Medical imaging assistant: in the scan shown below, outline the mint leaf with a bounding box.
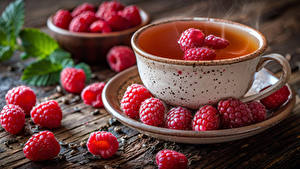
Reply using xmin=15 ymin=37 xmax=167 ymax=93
xmin=49 ymin=49 xmax=74 ymax=68
xmin=0 ymin=45 xmax=13 ymax=61
xmin=21 ymin=59 xmax=62 ymax=86
xmin=0 ymin=0 xmax=24 ymax=47
xmin=20 ymin=28 xmax=59 ymax=59
xmin=75 ymin=63 xmax=92 ymax=83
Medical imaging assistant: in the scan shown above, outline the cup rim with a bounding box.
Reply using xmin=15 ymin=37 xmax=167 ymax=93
xmin=131 ymin=17 xmax=267 ymax=66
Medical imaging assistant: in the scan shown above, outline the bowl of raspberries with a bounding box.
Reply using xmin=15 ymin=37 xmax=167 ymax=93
xmin=47 ymin=1 xmax=150 ymax=64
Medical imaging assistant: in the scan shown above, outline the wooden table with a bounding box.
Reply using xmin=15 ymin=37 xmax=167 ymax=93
xmin=1 ymin=0 xmax=300 ymax=168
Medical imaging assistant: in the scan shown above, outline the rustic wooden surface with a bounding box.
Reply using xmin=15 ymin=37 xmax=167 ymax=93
xmin=1 ymin=0 xmax=300 ymax=168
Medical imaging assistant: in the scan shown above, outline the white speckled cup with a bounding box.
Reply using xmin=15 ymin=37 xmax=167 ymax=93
xmin=131 ymin=18 xmax=291 ymax=109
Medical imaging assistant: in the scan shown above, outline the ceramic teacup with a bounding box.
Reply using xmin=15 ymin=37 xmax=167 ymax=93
xmin=131 ymin=18 xmax=291 ymax=109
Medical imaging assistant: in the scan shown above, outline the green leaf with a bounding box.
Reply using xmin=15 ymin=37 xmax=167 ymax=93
xmin=21 ymin=59 xmax=62 ymax=86
xmin=49 ymin=49 xmax=74 ymax=68
xmin=75 ymin=63 xmax=92 ymax=83
xmin=0 ymin=0 xmax=24 ymax=47
xmin=0 ymin=45 xmax=13 ymax=61
xmin=20 ymin=28 xmax=59 ymax=59
xmin=20 ymin=52 xmax=29 ymax=60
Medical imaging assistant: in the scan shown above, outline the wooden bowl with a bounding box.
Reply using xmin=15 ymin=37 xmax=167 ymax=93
xmin=102 ymin=66 xmax=295 ymax=144
xmin=47 ymin=8 xmax=150 ymax=64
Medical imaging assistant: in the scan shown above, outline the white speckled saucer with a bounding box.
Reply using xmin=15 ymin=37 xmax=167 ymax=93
xmin=102 ymin=66 xmax=295 ymax=144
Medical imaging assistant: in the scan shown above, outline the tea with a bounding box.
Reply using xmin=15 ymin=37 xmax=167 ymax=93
xmin=137 ymin=20 xmax=259 ymax=60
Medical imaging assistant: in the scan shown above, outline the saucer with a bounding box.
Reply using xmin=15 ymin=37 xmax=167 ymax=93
xmin=102 ymin=66 xmax=295 ymax=144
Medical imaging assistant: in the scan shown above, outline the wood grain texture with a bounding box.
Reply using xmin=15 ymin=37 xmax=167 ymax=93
xmin=0 ymin=0 xmax=300 ymax=168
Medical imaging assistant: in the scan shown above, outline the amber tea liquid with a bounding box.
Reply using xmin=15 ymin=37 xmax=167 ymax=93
xmin=137 ymin=20 xmax=259 ymax=60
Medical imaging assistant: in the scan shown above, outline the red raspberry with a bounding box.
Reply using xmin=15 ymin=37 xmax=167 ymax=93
xmin=5 ymin=85 xmax=36 ymax=115
xmin=60 ymin=67 xmax=86 ymax=93
xmin=165 ymin=107 xmax=192 ymax=130
xmin=81 ymin=82 xmax=106 ymax=108
xmin=139 ymin=98 xmax=165 ymax=127
xmin=156 ymin=149 xmax=188 ymax=169
xmin=121 ymin=84 xmax=152 ymax=119
xmin=30 ymin=100 xmax=62 ymax=129
xmin=178 ymin=28 xmax=205 ymax=51
xmin=118 ymin=5 xmax=141 ymax=27
xmin=218 ymin=98 xmax=253 ymax=128
xmin=53 ymin=10 xmax=72 ymax=29
xmin=260 ymin=85 xmax=290 ymax=110
xmin=107 ymin=46 xmax=136 ymax=72
xmin=184 ymin=47 xmax=216 ymax=61
xmin=247 ymin=101 xmax=266 ymax=123
xmin=204 ymin=35 xmax=230 ymax=49
xmin=105 ymin=12 xmax=131 ymax=31
xmin=23 ymin=131 xmax=60 ymax=161
xmin=193 ymin=105 xmax=220 ymax=131
xmin=71 ymin=3 xmax=95 ymax=17
xmin=96 ymin=1 xmax=124 ymax=19
xmin=89 ymin=20 xmax=112 ymax=33
xmin=0 ymin=105 xmax=25 ymax=134
xmin=69 ymin=11 xmax=97 ymax=32
xmin=87 ymin=131 xmax=119 ymax=159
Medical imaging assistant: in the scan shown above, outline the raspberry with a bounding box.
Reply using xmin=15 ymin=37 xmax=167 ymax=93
xmin=139 ymin=98 xmax=165 ymax=127
xmin=53 ymin=10 xmax=72 ymax=29
xmin=118 ymin=5 xmax=141 ymax=27
xmin=87 ymin=131 xmax=119 ymax=159
xmin=71 ymin=3 xmax=95 ymax=17
xmin=184 ymin=47 xmax=216 ymax=61
xmin=96 ymin=1 xmax=124 ymax=19
xmin=193 ymin=105 xmax=220 ymax=131
xmin=0 ymin=105 xmax=25 ymax=134
xmin=81 ymin=82 xmax=106 ymax=108
xmin=165 ymin=107 xmax=192 ymax=130
xmin=260 ymin=85 xmax=290 ymax=110
xmin=105 ymin=12 xmax=131 ymax=31
xmin=89 ymin=20 xmax=112 ymax=33
xmin=204 ymin=35 xmax=230 ymax=49
xmin=69 ymin=11 xmax=97 ymax=32
xmin=178 ymin=28 xmax=205 ymax=51
xmin=121 ymin=84 xmax=153 ymax=119
xmin=30 ymin=100 xmax=62 ymax=129
xmin=156 ymin=149 xmax=188 ymax=169
xmin=218 ymin=98 xmax=253 ymax=128
xmin=23 ymin=131 xmax=60 ymax=161
xmin=107 ymin=46 xmax=136 ymax=72
xmin=60 ymin=67 xmax=86 ymax=93
xmin=5 ymin=85 xmax=36 ymax=115
xmin=247 ymin=101 xmax=266 ymax=123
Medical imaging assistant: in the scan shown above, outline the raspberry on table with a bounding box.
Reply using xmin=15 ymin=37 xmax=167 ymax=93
xmin=139 ymin=97 xmax=165 ymax=127
xmin=86 ymin=131 xmax=119 ymax=159
xmin=106 ymin=46 xmax=136 ymax=72
xmin=30 ymin=100 xmax=62 ymax=129
xmin=23 ymin=131 xmax=60 ymax=161
xmin=71 ymin=3 xmax=95 ymax=17
xmin=121 ymin=84 xmax=153 ymax=119
xmin=156 ymin=149 xmax=188 ymax=169
xmin=218 ymin=98 xmax=253 ymax=128
xmin=96 ymin=1 xmax=124 ymax=19
xmin=81 ymin=82 xmax=106 ymax=108
xmin=193 ymin=105 xmax=220 ymax=131
xmin=60 ymin=67 xmax=86 ymax=93
xmin=165 ymin=107 xmax=192 ymax=130
xmin=204 ymin=34 xmax=230 ymax=49
xmin=184 ymin=47 xmax=216 ymax=61
xmin=247 ymin=101 xmax=266 ymax=123
xmin=178 ymin=28 xmax=205 ymax=51
xmin=53 ymin=10 xmax=72 ymax=29
xmin=69 ymin=11 xmax=97 ymax=32
xmin=5 ymin=85 xmax=36 ymax=115
xmin=89 ymin=20 xmax=112 ymax=33
xmin=0 ymin=105 xmax=25 ymax=135
xmin=260 ymin=85 xmax=290 ymax=110
xmin=118 ymin=5 xmax=141 ymax=27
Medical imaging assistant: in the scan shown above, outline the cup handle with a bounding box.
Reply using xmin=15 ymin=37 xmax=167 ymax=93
xmin=240 ymin=53 xmax=291 ymax=103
